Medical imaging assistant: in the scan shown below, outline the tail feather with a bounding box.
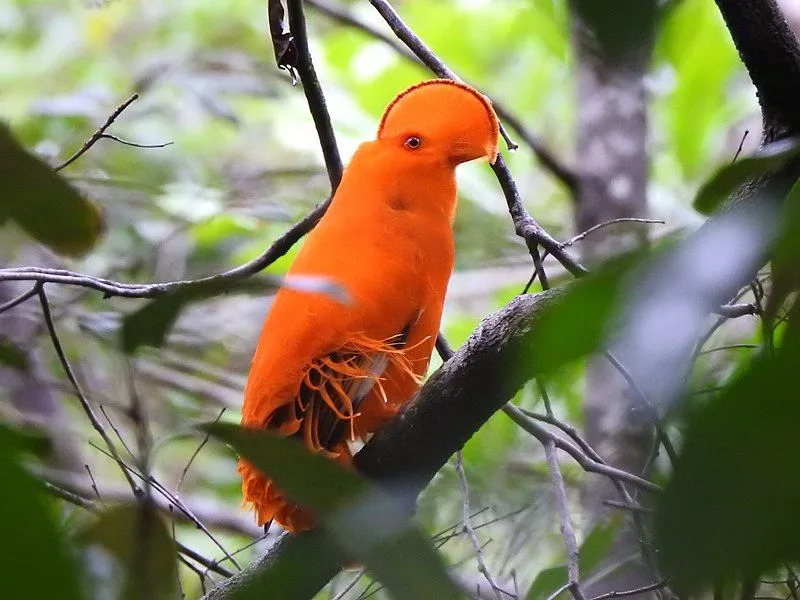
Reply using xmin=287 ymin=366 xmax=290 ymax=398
xmin=239 ymin=332 xmax=422 ymax=532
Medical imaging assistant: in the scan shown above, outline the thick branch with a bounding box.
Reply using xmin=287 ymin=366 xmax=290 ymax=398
xmin=715 ymin=0 xmax=800 ymax=140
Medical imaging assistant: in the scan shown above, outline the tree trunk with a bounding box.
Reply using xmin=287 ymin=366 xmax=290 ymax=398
xmin=569 ymin=1 xmax=657 ymax=595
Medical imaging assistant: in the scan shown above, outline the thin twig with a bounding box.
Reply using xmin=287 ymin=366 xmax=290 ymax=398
xmin=178 ymin=408 xmax=226 ymax=492
xmin=455 ymin=450 xmax=505 ymax=600
xmin=84 ymin=464 xmax=104 ymax=503
xmin=42 ymin=479 xmax=234 ymax=578
xmin=0 ymin=198 xmax=331 ymax=298
xmin=544 ymin=439 xmax=586 ymax=600
xmin=89 ymin=441 xmax=241 ymax=570
xmin=603 ymin=351 xmax=678 ymax=465
xmin=286 ymin=0 xmax=343 ymax=191
xmin=99 ymin=404 xmax=136 ymax=458
xmin=698 ymin=343 xmax=758 ymax=355
xmin=38 ymin=285 xmax=142 ymax=495
xmin=502 ymin=404 xmax=660 ymax=493
xmin=0 ymin=285 xmax=40 ymax=315
xmin=733 ymin=130 xmax=750 ymax=163
xmin=588 ymin=579 xmax=670 ymax=600
xmin=99 ymin=133 xmax=172 ymax=149
xmin=332 ymin=568 xmax=367 ymax=600
xmin=55 ymin=94 xmax=140 ymax=171
xmin=559 ymin=219 xmax=665 ymax=249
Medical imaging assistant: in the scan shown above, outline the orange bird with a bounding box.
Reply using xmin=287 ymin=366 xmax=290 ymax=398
xmin=239 ymin=80 xmax=499 ymax=532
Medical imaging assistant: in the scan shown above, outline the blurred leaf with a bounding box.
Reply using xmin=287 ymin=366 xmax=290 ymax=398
xmin=579 ymin=518 xmax=621 ymax=573
xmin=525 ymin=253 xmax=642 ymax=377
xmin=655 ymin=340 xmax=800 ymax=592
xmin=218 ymin=531 xmax=341 ymax=600
xmin=0 ymin=423 xmax=53 ymax=459
xmin=0 ymin=336 xmax=28 ymax=371
xmin=526 ymin=565 xmax=566 ymax=600
xmin=570 ymin=0 xmax=656 ymax=61
xmin=121 ymin=274 xmax=347 ymax=353
xmin=78 ymin=503 xmax=179 ymax=600
xmin=693 ymin=137 xmax=800 ymax=214
xmin=526 ymin=519 xmax=621 ymax=600
xmin=205 ymin=422 xmax=463 ymax=600
xmin=764 ymin=177 xmax=800 ymax=325
xmin=657 ymin=0 xmax=739 ymax=176
xmin=0 ymin=428 xmax=83 ymax=600
xmin=0 ymin=123 xmax=104 ymax=256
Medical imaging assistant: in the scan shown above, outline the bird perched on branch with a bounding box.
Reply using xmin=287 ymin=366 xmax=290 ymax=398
xmin=239 ymin=79 xmax=500 ymax=532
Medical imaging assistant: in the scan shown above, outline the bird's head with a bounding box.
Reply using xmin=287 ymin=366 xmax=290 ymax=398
xmin=377 ymin=79 xmax=499 ymax=168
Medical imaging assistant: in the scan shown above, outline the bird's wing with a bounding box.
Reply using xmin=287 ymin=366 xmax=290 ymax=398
xmin=262 ymin=325 xmax=415 ymax=456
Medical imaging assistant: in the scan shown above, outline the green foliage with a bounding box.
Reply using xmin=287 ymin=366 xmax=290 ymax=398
xmin=526 ymin=519 xmax=621 ymax=600
xmin=693 ymin=138 xmax=800 ymax=214
xmin=0 ymin=123 xmax=104 ymax=256
xmin=0 ymin=427 xmax=83 ymax=600
xmin=206 ymin=422 xmax=463 ymax=599
xmin=121 ymin=278 xmax=282 ymax=353
xmin=0 ymin=336 xmax=28 ymax=371
xmin=656 ymin=0 xmax=741 ymax=178
xmin=656 ymin=338 xmax=800 ymax=592
xmin=77 ymin=504 xmax=180 ymax=600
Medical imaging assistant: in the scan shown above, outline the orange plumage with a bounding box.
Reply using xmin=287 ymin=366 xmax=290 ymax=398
xmin=238 ymin=80 xmax=499 ymax=532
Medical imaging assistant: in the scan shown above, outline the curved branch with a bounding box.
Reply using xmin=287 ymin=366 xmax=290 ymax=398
xmin=0 ymin=199 xmax=330 ymax=299
xmin=715 ymin=0 xmax=800 ymax=140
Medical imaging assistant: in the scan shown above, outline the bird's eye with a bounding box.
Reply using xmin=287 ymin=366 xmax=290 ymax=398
xmin=404 ymin=136 xmax=422 ymax=150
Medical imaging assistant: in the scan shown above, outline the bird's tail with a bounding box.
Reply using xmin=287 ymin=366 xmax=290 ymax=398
xmin=239 ymin=333 xmax=421 ymax=532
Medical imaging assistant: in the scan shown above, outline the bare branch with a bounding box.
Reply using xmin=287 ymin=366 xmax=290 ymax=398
xmin=544 ymin=439 xmax=587 ymax=600
xmin=588 ymin=579 xmax=670 ymax=600
xmin=559 ymin=219 xmax=665 ymax=250
xmin=55 ymin=94 xmax=141 ymax=171
xmin=286 ymin=0 xmax=343 ymax=191
xmin=0 ymin=197 xmax=330 ymax=299
xmin=455 ymin=450 xmax=505 ymax=600
xmin=42 ymin=479 xmax=235 ymax=578
xmin=0 ymin=285 xmax=40 ymax=315
xmin=38 ymin=285 xmax=142 ymax=495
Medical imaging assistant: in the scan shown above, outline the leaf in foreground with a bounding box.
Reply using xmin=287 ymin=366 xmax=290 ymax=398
xmin=0 ymin=123 xmax=104 ymax=256
xmin=205 ymin=422 xmax=463 ymax=600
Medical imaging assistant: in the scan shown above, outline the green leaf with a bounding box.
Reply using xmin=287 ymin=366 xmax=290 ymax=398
xmin=525 ymin=253 xmax=642 ymax=377
xmin=0 ymin=123 xmax=104 ymax=256
xmin=0 ymin=428 xmax=83 ymax=600
xmin=77 ymin=503 xmax=180 ymax=600
xmin=579 ymin=518 xmax=621 ymax=574
xmin=525 ymin=520 xmax=621 ymax=600
xmin=121 ymin=275 xmax=347 ymax=353
xmin=0 ymin=336 xmax=28 ymax=371
xmin=655 ymin=340 xmax=800 ymax=592
xmin=205 ymin=422 xmax=463 ymax=600
xmin=693 ymin=137 xmax=800 ymax=215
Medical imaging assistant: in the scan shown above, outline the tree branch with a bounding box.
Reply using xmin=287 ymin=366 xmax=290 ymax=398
xmin=286 ymin=0 xmax=344 ymax=191
xmin=715 ymin=0 xmax=800 ymax=140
